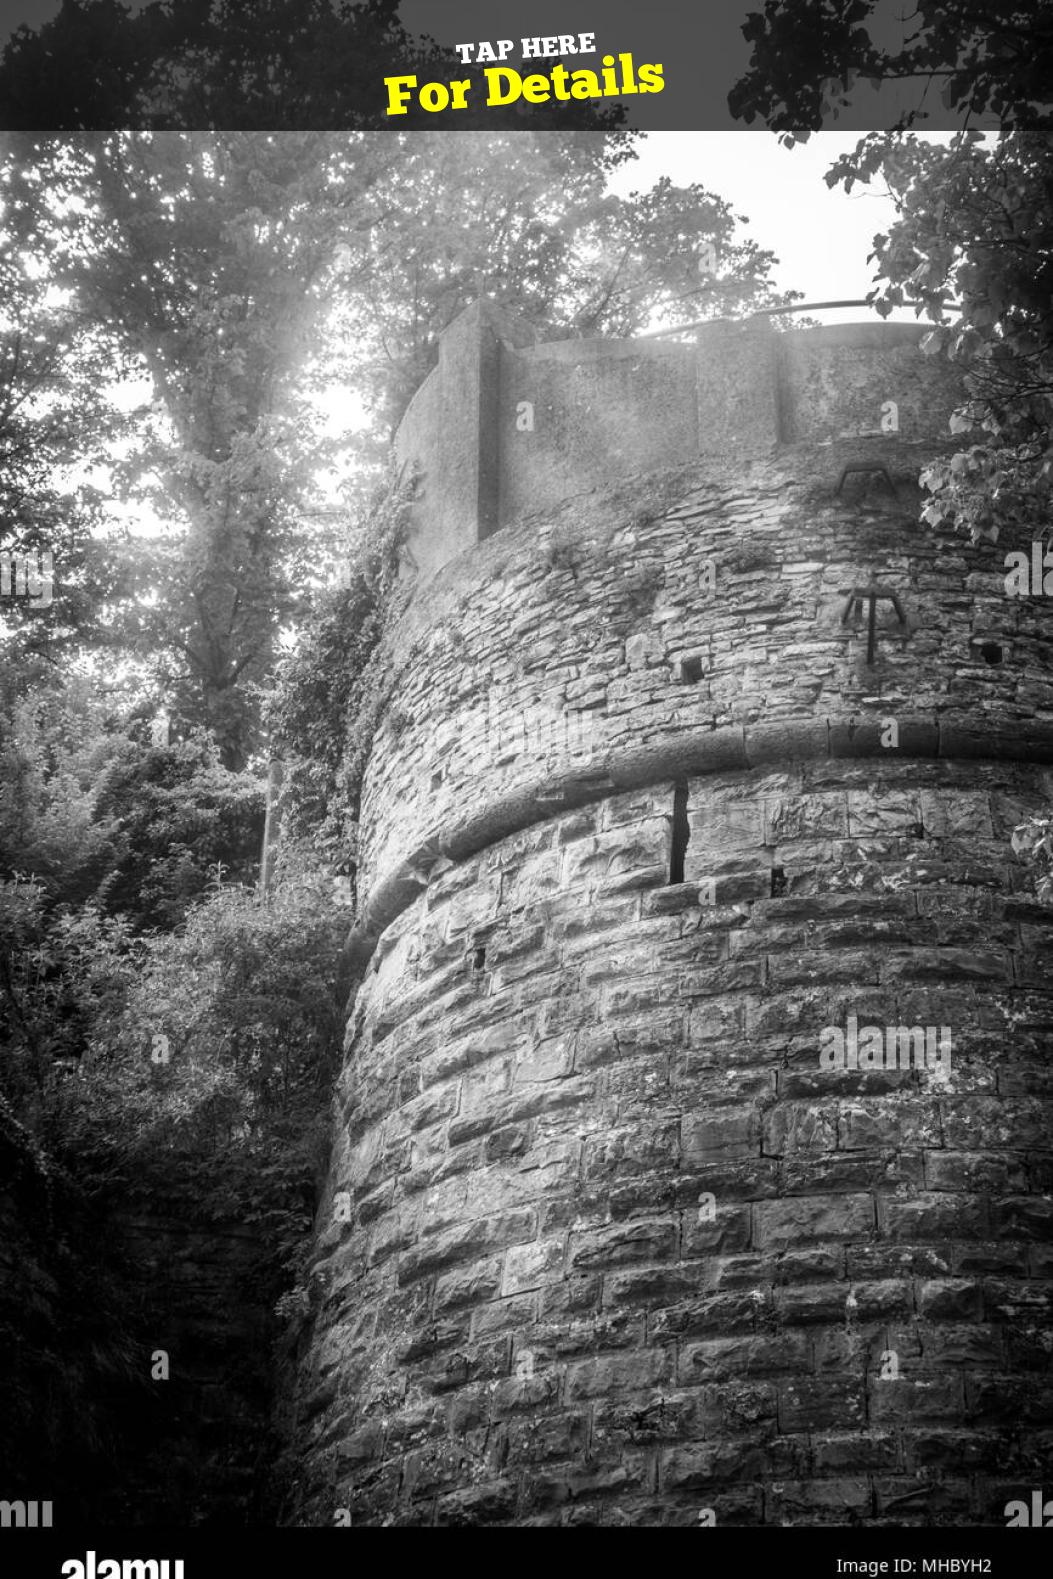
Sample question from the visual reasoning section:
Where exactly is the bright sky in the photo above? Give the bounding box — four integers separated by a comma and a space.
608, 130, 944, 325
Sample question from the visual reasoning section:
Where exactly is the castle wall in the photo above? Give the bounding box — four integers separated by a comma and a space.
396, 307, 969, 580
774, 323, 963, 445
290, 308, 1053, 1527
496, 336, 702, 525
358, 450, 1052, 920
293, 762, 1053, 1527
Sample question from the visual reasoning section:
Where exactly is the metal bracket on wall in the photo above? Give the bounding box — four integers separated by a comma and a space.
834, 463, 897, 499
839, 581, 909, 666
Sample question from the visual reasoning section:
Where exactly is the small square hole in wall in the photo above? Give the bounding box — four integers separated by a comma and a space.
679, 655, 705, 685
431, 769, 445, 792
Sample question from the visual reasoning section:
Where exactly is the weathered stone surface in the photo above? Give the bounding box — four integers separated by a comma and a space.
282, 308, 1053, 1527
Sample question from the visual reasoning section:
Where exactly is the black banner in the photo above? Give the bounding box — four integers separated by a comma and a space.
0, 0, 1049, 131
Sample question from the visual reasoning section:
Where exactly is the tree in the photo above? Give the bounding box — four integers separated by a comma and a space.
92, 733, 264, 927
0, 676, 263, 926
728, 5, 1052, 547
826, 130, 1052, 544
0, 0, 435, 129
0, 853, 347, 1520
0, 679, 125, 912
334, 132, 795, 432
728, 0, 1052, 138
0, 207, 145, 678
3, 128, 795, 770
1, 130, 377, 765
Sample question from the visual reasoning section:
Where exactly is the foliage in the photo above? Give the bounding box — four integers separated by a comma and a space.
0, 679, 264, 927
819, 130, 1053, 545
0, 859, 344, 1518
345, 136, 798, 431
91, 733, 264, 927
1, 130, 373, 766
0, 0, 440, 129
728, 0, 1051, 137
0, 127, 795, 768
1012, 814, 1053, 904
0, 874, 143, 1124
0, 681, 125, 909
264, 459, 415, 884
727, 4, 1051, 546
0, 198, 143, 674
45, 872, 343, 1211
1, 856, 344, 1285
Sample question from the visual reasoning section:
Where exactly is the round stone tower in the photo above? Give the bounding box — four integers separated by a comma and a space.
287, 301, 1053, 1528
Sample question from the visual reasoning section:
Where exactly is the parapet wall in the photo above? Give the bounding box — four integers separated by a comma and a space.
395, 303, 967, 582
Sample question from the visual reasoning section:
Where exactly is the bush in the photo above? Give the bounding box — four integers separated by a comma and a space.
0, 682, 265, 928
43, 870, 344, 1252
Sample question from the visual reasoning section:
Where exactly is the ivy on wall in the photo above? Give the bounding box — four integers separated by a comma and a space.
266, 463, 418, 897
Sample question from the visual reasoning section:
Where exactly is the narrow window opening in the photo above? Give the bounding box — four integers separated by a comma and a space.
680, 655, 704, 685
770, 866, 787, 897
431, 769, 445, 791
979, 641, 1003, 666
669, 781, 690, 885
472, 947, 486, 972
913, 821, 926, 839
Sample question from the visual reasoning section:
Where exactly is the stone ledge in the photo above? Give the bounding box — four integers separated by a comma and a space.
340, 714, 1053, 1007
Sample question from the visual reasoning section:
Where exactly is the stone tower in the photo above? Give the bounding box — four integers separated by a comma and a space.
287, 301, 1053, 1527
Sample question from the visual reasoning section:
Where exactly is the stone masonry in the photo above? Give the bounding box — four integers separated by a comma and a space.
283, 302, 1053, 1527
